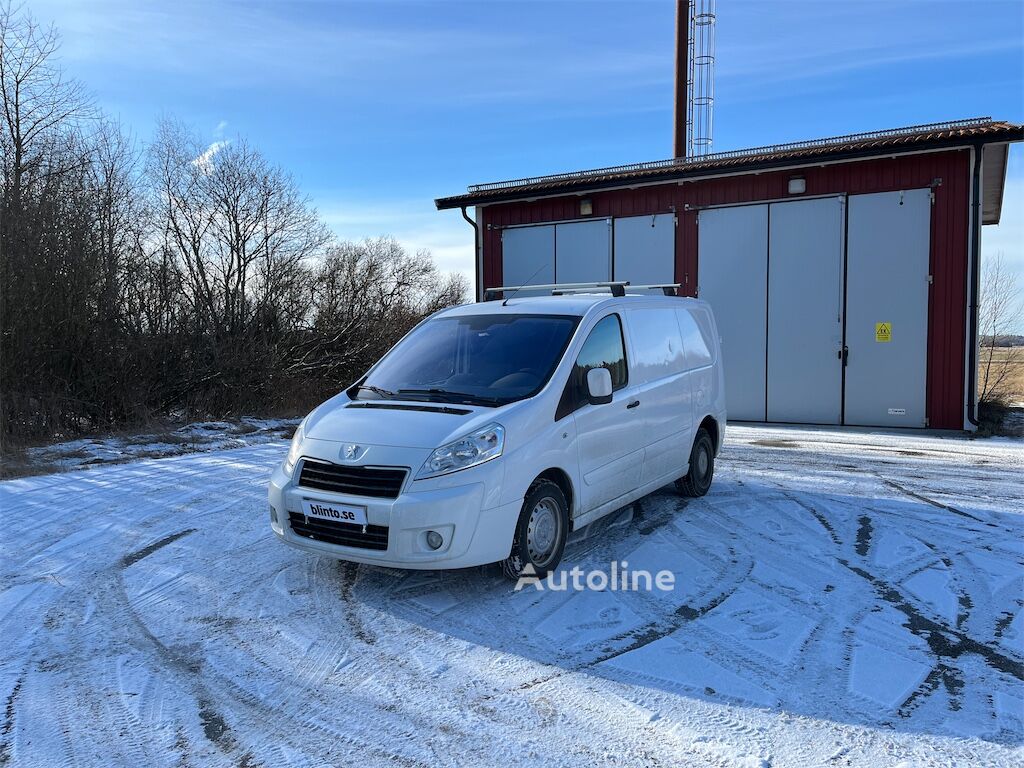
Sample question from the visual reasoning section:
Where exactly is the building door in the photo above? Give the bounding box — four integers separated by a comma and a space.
767, 197, 846, 424
501, 225, 554, 293
555, 219, 611, 283
613, 213, 675, 285
844, 189, 931, 427
697, 204, 768, 421
500, 220, 612, 291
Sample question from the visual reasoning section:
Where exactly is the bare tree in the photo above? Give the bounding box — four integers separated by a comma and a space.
1, 3, 98, 443
289, 237, 467, 385
148, 119, 330, 336
1, 5, 468, 446
0, 2, 92, 210
978, 252, 1023, 406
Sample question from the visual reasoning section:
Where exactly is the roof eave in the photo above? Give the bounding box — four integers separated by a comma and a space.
436, 128, 1024, 210
982, 142, 1011, 226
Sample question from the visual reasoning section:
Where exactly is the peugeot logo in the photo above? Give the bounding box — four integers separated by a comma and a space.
342, 443, 361, 460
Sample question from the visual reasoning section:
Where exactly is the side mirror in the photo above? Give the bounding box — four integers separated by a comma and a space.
586, 367, 613, 406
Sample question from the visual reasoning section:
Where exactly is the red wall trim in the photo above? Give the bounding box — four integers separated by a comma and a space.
480, 150, 971, 429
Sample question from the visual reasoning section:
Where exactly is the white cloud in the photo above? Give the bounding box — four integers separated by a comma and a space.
214, 120, 228, 137
191, 140, 229, 172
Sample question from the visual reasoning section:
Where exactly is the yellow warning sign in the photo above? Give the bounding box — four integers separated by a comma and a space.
875, 322, 892, 342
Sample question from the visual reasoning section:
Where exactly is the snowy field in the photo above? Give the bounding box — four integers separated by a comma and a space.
1, 425, 1022, 767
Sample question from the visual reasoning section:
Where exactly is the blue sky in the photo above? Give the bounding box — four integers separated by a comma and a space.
31, 0, 1024, 317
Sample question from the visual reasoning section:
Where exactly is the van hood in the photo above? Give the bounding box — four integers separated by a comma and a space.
303, 394, 505, 450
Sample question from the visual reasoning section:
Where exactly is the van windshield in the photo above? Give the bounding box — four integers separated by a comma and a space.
357, 313, 580, 407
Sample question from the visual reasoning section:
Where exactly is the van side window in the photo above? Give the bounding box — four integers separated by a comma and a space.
576, 314, 628, 391
556, 314, 627, 419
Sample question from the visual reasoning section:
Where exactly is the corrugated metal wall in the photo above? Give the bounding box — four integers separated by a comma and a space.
480, 150, 971, 429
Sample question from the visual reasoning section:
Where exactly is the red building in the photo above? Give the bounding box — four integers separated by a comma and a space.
436, 118, 1022, 430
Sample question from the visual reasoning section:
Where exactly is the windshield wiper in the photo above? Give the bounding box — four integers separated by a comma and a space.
358, 384, 397, 399
397, 388, 503, 406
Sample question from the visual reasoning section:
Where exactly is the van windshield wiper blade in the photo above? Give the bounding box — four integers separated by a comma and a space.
397, 388, 503, 406
358, 384, 397, 399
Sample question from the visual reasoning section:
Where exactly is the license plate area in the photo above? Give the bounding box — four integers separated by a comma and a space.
300, 498, 368, 527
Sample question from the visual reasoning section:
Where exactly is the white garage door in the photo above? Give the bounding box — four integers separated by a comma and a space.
697, 204, 769, 421
500, 220, 611, 290
501, 225, 554, 291
696, 193, 931, 428
844, 189, 930, 427
613, 213, 676, 285
556, 220, 611, 283
767, 197, 845, 425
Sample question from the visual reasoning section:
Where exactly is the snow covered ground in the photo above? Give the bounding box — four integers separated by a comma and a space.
15, 418, 298, 475
1, 424, 1022, 767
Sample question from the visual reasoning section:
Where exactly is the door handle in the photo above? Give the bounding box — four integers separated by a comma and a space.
837, 346, 849, 366
626, 400, 640, 409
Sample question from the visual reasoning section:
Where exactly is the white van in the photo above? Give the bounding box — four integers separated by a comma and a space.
268, 284, 726, 578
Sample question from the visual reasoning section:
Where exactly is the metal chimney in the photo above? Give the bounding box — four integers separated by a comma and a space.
674, 0, 716, 158
673, 0, 689, 158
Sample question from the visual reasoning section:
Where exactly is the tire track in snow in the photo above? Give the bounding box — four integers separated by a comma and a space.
590, 549, 756, 666
840, 560, 1024, 681
880, 477, 987, 523
5, 435, 1024, 765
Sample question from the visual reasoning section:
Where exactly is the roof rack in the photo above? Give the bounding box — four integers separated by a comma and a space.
627, 283, 682, 296
484, 281, 629, 301
482, 281, 685, 301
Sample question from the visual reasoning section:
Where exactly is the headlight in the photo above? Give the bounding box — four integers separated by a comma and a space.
416, 423, 504, 479
284, 423, 305, 473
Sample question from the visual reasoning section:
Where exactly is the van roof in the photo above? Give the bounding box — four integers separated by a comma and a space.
437, 293, 708, 319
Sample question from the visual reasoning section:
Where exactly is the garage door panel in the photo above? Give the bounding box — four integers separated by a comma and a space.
698, 204, 768, 421
501, 225, 554, 295
556, 220, 611, 283
767, 197, 845, 425
844, 190, 930, 427
614, 214, 675, 285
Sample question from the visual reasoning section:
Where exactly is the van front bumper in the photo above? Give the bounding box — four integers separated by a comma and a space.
267, 460, 521, 569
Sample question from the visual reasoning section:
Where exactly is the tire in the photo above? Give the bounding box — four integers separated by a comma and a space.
676, 427, 715, 497
501, 479, 569, 580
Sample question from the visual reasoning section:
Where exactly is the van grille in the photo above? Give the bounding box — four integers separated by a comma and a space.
298, 459, 407, 499
288, 512, 389, 551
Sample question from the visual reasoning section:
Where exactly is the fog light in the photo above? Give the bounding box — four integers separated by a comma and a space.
426, 530, 443, 550
270, 505, 278, 524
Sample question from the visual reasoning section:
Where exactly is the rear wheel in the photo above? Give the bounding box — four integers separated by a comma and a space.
676, 427, 715, 497
502, 479, 569, 580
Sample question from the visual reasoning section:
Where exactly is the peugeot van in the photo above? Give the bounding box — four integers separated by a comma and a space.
269, 283, 726, 578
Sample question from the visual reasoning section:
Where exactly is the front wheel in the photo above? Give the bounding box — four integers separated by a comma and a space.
502, 479, 569, 580
676, 427, 715, 497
